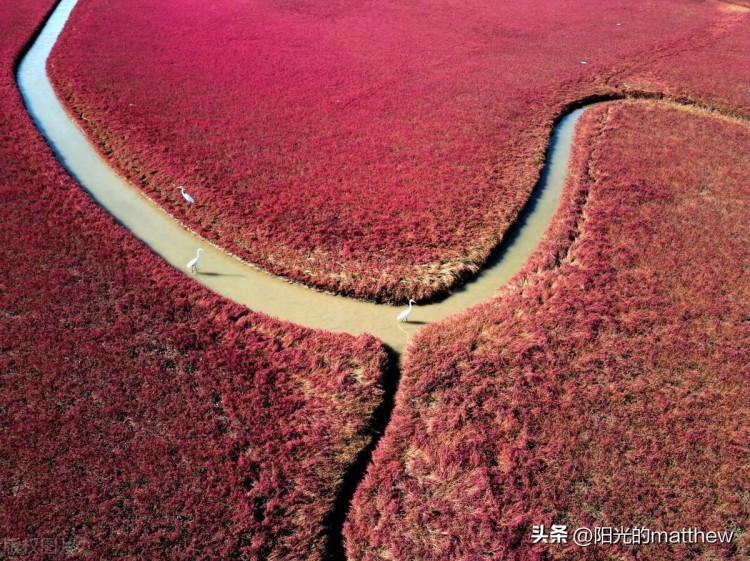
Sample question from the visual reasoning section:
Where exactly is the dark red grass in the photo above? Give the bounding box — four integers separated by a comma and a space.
345, 102, 750, 560
47, 0, 745, 302
1, 3, 386, 559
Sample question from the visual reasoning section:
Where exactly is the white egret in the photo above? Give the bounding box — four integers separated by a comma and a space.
397, 299, 417, 323
178, 185, 195, 204
187, 248, 203, 274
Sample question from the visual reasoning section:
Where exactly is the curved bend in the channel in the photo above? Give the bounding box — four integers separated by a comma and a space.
18, 0, 595, 354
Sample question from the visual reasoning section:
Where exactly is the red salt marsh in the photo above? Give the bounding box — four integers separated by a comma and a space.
611, 2, 750, 117
345, 101, 750, 560
48, 0, 747, 301
7, 1, 750, 559
1, 3, 387, 559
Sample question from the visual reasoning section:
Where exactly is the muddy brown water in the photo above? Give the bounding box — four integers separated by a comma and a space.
18, 0, 597, 354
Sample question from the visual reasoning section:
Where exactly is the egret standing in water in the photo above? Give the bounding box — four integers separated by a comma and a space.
187, 248, 203, 274
178, 185, 195, 204
397, 299, 417, 323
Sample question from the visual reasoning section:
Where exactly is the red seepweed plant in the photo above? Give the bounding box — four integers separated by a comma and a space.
345, 101, 750, 560
48, 0, 747, 302
1, 3, 387, 559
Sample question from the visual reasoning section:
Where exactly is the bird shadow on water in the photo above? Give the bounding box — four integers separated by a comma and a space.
197, 271, 244, 278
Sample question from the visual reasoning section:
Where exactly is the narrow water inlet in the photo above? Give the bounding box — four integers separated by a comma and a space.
322, 345, 402, 560
16, 0, 602, 355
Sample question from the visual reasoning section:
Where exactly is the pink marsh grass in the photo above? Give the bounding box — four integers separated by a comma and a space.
47, 0, 747, 302
345, 101, 750, 560
1, 3, 387, 558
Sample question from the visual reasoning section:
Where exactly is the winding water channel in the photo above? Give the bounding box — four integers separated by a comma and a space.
22, 2, 750, 560
17, 0, 601, 355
